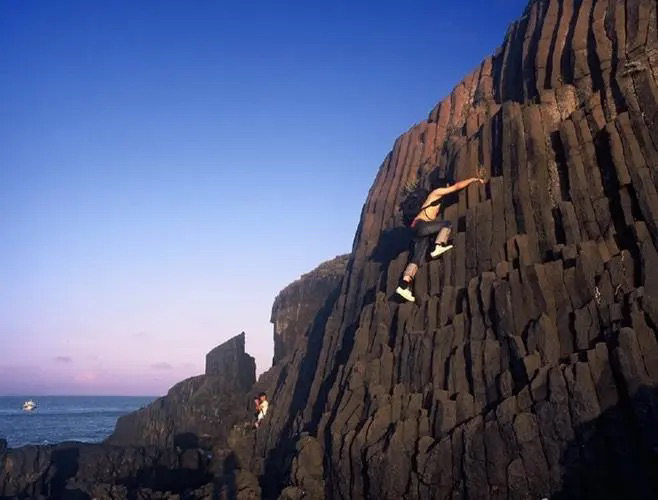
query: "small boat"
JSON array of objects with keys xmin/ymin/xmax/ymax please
[{"xmin": 22, "ymin": 400, "xmax": 37, "ymax": 411}]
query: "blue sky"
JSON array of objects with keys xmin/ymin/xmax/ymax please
[{"xmin": 0, "ymin": 0, "xmax": 528, "ymax": 395}]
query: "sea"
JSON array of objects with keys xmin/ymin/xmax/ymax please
[{"xmin": 0, "ymin": 396, "xmax": 156, "ymax": 448}]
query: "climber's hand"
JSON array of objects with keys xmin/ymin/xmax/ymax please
[{"xmin": 477, "ymin": 166, "xmax": 488, "ymax": 184}]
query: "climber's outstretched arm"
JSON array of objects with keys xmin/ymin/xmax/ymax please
[{"xmin": 431, "ymin": 177, "xmax": 484, "ymax": 197}]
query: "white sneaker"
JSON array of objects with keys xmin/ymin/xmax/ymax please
[
  {"xmin": 430, "ymin": 244, "xmax": 454, "ymax": 258},
  {"xmin": 396, "ymin": 286, "xmax": 416, "ymax": 302}
]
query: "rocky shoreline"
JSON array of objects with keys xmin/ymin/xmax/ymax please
[{"xmin": 0, "ymin": 256, "xmax": 348, "ymax": 499}]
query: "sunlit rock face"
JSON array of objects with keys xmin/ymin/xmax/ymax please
[{"xmin": 248, "ymin": 1, "xmax": 658, "ymax": 497}]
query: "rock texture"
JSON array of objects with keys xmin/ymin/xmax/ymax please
[
  {"xmin": 109, "ymin": 332, "xmax": 255, "ymax": 449},
  {"xmin": 0, "ymin": 442, "xmax": 215, "ymax": 499},
  {"xmin": 243, "ymin": 0, "xmax": 658, "ymax": 498},
  {"xmin": 271, "ymin": 255, "xmax": 349, "ymax": 364}
]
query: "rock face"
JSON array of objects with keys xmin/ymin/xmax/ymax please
[
  {"xmin": 271, "ymin": 255, "xmax": 349, "ymax": 364},
  {"xmin": 206, "ymin": 333, "xmax": 257, "ymax": 387},
  {"xmin": 109, "ymin": 332, "xmax": 255, "ymax": 449},
  {"xmin": 245, "ymin": 0, "xmax": 658, "ymax": 498}
]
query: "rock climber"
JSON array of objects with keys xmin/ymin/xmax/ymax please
[
  {"xmin": 253, "ymin": 392, "xmax": 269, "ymax": 428},
  {"xmin": 396, "ymin": 175, "xmax": 486, "ymax": 302}
]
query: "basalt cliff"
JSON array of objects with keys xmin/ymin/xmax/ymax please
[
  {"xmin": 250, "ymin": 0, "xmax": 658, "ymax": 497},
  {"xmin": 3, "ymin": 0, "xmax": 658, "ymax": 498}
]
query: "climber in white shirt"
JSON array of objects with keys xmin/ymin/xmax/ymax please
[{"xmin": 254, "ymin": 392, "xmax": 269, "ymax": 428}]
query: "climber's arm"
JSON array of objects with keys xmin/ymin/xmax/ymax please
[{"xmin": 432, "ymin": 177, "xmax": 484, "ymax": 196}]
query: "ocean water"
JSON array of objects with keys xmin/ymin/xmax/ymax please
[{"xmin": 0, "ymin": 396, "xmax": 156, "ymax": 448}]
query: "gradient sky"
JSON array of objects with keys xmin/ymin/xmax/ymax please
[{"xmin": 0, "ymin": 0, "xmax": 528, "ymax": 395}]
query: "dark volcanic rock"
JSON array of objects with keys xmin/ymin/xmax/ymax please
[
  {"xmin": 0, "ymin": 442, "xmax": 213, "ymax": 499},
  {"xmin": 241, "ymin": 0, "xmax": 658, "ymax": 498},
  {"xmin": 271, "ymin": 255, "xmax": 349, "ymax": 364},
  {"xmin": 108, "ymin": 332, "xmax": 255, "ymax": 449},
  {"xmin": 206, "ymin": 333, "xmax": 257, "ymax": 386}
]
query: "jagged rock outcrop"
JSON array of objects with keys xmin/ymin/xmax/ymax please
[
  {"xmin": 229, "ymin": 256, "xmax": 352, "ymax": 483},
  {"xmin": 0, "ymin": 337, "xmax": 257, "ymax": 499},
  {"xmin": 243, "ymin": 0, "xmax": 658, "ymax": 498},
  {"xmin": 109, "ymin": 333, "xmax": 255, "ymax": 449},
  {"xmin": 271, "ymin": 255, "xmax": 349, "ymax": 364},
  {"xmin": 206, "ymin": 333, "xmax": 257, "ymax": 383}
]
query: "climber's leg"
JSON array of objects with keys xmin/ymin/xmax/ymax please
[
  {"xmin": 399, "ymin": 262, "xmax": 418, "ymax": 284},
  {"xmin": 430, "ymin": 221, "xmax": 453, "ymax": 258},
  {"xmin": 435, "ymin": 223, "xmax": 451, "ymax": 245},
  {"xmin": 396, "ymin": 264, "xmax": 417, "ymax": 302},
  {"xmin": 396, "ymin": 235, "xmax": 429, "ymax": 302}
]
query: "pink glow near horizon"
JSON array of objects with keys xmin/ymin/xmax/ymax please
[{"xmin": 0, "ymin": 277, "xmax": 305, "ymax": 396}]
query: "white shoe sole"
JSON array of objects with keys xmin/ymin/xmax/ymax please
[
  {"xmin": 396, "ymin": 286, "xmax": 416, "ymax": 302},
  {"xmin": 430, "ymin": 244, "xmax": 454, "ymax": 258}
]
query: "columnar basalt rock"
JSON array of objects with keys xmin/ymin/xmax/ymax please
[{"xmin": 247, "ymin": 0, "xmax": 658, "ymax": 498}]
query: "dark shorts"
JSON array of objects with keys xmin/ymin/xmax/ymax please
[{"xmin": 410, "ymin": 219, "xmax": 452, "ymax": 266}]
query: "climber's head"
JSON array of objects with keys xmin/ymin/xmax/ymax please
[{"xmin": 258, "ymin": 392, "xmax": 267, "ymax": 402}]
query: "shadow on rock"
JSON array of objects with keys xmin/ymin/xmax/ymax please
[
  {"xmin": 554, "ymin": 385, "xmax": 658, "ymax": 499},
  {"xmin": 174, "ymin": 432, "xmax": 200, "ymax": 451},
  {"xmin": 371, "ymin": 226, "xmax": 413, "ymax": 264},
  {"xmin": 48, "ymin": 446, "xmax": 80, "ymax": 498}
]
